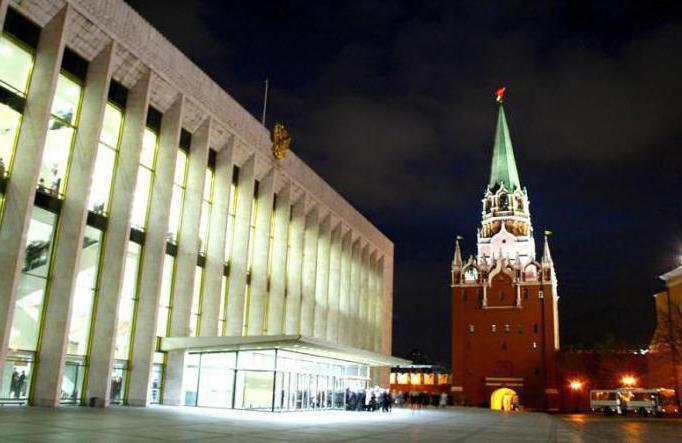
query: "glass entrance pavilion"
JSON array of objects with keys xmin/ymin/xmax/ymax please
[{"xmin": 162, "ymin": 335, "xmax": 409, "ymax": 412}]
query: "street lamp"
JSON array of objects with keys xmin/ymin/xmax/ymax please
[
  {"xmin": 569, "ymin": 380, "xmax": 583, "ymax": 391},
  {"xmin": 621, "ymin": 375, "xmax": 636, "ymax": 387}
]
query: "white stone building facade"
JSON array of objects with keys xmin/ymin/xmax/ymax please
[{"xmin": 0, "ymin": 0, "xmax": 398, "ymax": 410}]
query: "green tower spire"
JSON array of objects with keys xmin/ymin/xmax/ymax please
[{"xmin": 488, "ymin": 104, "xmax": 521, "ymax": 190}]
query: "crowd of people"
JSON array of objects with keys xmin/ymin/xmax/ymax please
[
  {"xmin": 344, "ymin": 388, "xmax": 451, "ymax": 411},
  {"xmin": 8, "ymin": 368, "xmax": 27, "ymax": 399},
  {"xmin": 394, "ymin": 391, "xmax": 450, "ymax": 408},
  {"xmin": 345, "ymin": 387, "xmax": 394, "ymax": 412}
]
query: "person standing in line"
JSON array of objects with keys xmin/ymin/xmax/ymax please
[
  {"xmin": 9, "ymin": 369, "xmax": 19, "ymax": 399},
  {"xmin": 18, "ymin": 370, "xmax": 27, "ymax": 398},
  {"xmin": 439, "ymin": 392, "xmax": 448, "ymax": 408}
]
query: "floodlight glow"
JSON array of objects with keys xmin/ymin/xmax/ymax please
[
  {"xmin": 621, "ymin": 375, "xmax": 636, "ymax": 387},
  {"xmin": 569, "ymin": 380, "xmax": 583, "ymax": 391}
]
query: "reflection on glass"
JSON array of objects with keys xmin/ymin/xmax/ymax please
[
  {"xmin": 218, "ymin": 275, "xmax": 227, "ymax": 335},
  {"xmin": 156, "ymin": 254, "xmax": 175, "ymax": 337},
  {"xmin": 235, "ymin": 370, "xmax": 274, "ymax": 410},
  {"xmin": 198, "ymin": 200, "xmax": 210, "ymax": 253},
  {"xmin": 67, "ymin": 226, "xmax": 103, "ymax": 356},
  {"xmin": 167, "ymin": 149, "xmax": 187, "ymax": 243},
  {"xmin": 0, "ymin": 35, "xmax": 34, "ymax": 95},
  {"xmin": 110, "ymin": 364, "xmax": 127, "ymax": 404},
  {"xmin": 114, "ymin": 242, "xmax": 141, "ymax": 360},
  {"xmin": 224, "ymin": 181, "xmax": 238, "ymax": 262},
  {"xmin": 0, "ymin": 104, "xmax": 21, "ymax": 178},
  {"xmin": 9, "ymin": 207, "xmax": 57, "ymax": 352},
  {"xmin": 1, "ymin": 357, "xmax": 32, "ymax": 401},
  {"xmin": 88, "ymin": 104, "xmax": 123, "ymax": 214},
  {"xmin": 130, "ymin": 167, "xmax": 152, "ymax": 230},
  {"xmin": 189, "ymin": 266, "xmax": 203, "ymax": 337},
  {"xmin": 49, "ymin": 74, "xmax": 80, "ymax": 125},
  {"xmin": 39, "ymin": 120, "xmax": 73, "ymax": 196},
  {"xmin": 61, "ymin": 360, "xmax": 85, "ymax": 404},
  {"xmin": 130, "ymin": 128, "xmax": 158, "ymax": 230}
]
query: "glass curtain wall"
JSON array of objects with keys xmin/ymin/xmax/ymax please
[
  {"xmin": 87, "ymin": 103, "xmax": 123, "ymax": 214},
  {"xmin": 110, "ymin": 241, "xmax": 141, "ymax": 404},
  {"xmin": 129, "ymin": 127, "xmax": 159, "ymax": 230},
  {"xmin": 262, "ymin": 195, "xmax": 277, "ymax": 333},
  {"xmin": 0, "ymin": 34, "xmax": 33, "ymax": 219},
  {"xmin": 198, "ymin": 163, "xmax": 214, "ymax": 255},
  {"xmin": 242, "ymin": 182, "xmax": 259, "ymax": 335},
  {"xmin": 38, "ymin": 73, "xmax": 82, "ymax": 197},
  {"xmin": 189, "ymin": 266, "xmax": 203, "ymax": 337},
  {"xmin": 182, "ymin": 349, "xmax": 370, "ymax": 412},
  {"xmin": 167, "ymin": 144, "xmax": 188, "ymax": 244},
  {"xmin": 62, "ymin": 225, "xmax": 104, "ymax": 404},
  {"xmin": 219, "ymin": 167, "xmax": 239, "ymax": 335},
  {"xmin": 3, "ymin": 207, "xmax": 58, "ymax": 403}
]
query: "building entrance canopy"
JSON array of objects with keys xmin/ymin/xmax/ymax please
[{"xmin": 161, "ymin": 335, "xmax": 409, "ymax": 368}]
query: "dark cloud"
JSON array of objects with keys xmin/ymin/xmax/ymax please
[{"xmin": 128, "ymin": 0, "xmax": 682, "ymax": 365}]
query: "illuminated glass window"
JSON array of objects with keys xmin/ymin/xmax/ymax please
[
  {"xmin": 189, "ymin": 266, "xmax": 203, "ymax": 337},
  {"xmin": 8, "ymin": 207, "xmax": 57, "ymax": 353},
  {"xmin": 114, "ymin": 242, "xmax": 141, "ymax": 360},
  {"xmin": 198, "ymin": 167, "xmax": 214, "ymax": 254},
  {"xmin": 88, "ymin": 104, "xmax": 123, "ymax": 214},
  {"xmin": 167, "ymin": 148, "xmax": 188, "ymax": 243},
  {"xmin": 242, "ymin": 182, "xmax": 259, "ymax": 335},
  {"xmin": 468, "ymin": 324, "xmax": 475, "ymax": 333},
  {"xmin": 38, "ymin": 74, "xmax": 82, "ymax": 197},
  {"xmin": 0, "ymin": 35, "xmax": 32, "ymax": 179},
  {"xmin": 532, "ymin": 341, "xmax": 538, "ymax": 350},
  {"xmin": 218, "ymin": 274, "xmax": 228, "ymax": 335},
  {"xmin": 67, "ymin": 225, "xmax": 103, "ymax": 356},
  {"xmin": 424, "ymin": 373, "xmax": 435, "ymax": 385},
  {"xmin": 130, "ymin": 128, "xmax": 158, "ymax": 230},
  {"xmin": 156, "ymin": 254, "xmax": 175, "ymax": 338},
  {"xmin": 0, "ymin": 35, "xmax": 33, "ymax": 95},
  {"xmin": 223, "ymin": 167, "xmax": 239, "ymax": 263},
  {"xmin": 491, "ymin": 324, "xmax": 497, "ymax": 333},
  {"xmin": 504, "ymin": 323, "xmax": 511, "ymax": 333},
  {"xmin": 389, "ymin": 372, "xmax": 396, "ymax": 384}
]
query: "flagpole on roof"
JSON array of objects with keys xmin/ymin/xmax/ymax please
[{"xmin": 261, "ymin": 77, "xmax": 269, "ymax": 125}]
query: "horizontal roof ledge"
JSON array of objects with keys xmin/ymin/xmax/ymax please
[{"xmin": 160, "ymin": 334, "xmax": 410, "ymax": 367}]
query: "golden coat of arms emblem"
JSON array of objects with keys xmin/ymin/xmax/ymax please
[{"xmin": 272, "ymin": 123, "xmax": 291, "ymax": 159}]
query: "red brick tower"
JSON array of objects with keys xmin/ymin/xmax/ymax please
[{"xmin": 450, "ymin": 91, "xmax": 560, "ymax": 410}]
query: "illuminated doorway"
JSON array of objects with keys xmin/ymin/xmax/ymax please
[{"xmin": 490, "ymin": 387, "xmax": 518, "ymax": 411}]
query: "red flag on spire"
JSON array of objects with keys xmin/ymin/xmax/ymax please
[{"xmin": 495, "ymin": 86, "xmax": 506, "ymax": 103}]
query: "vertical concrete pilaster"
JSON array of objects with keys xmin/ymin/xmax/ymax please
[
  {"xmin": 313, "ymin": 216, "xmax": 331, "ymax": 338},
  {"xmin": 126, "ymin": 96, "xmax": 184, "ymax": 407},
  {"xmin": 366, "ymin": 251, "xmax": 377, "ymax": 351},
  {"xmin": 32, "ymin": 43, "xmax": 115, "ymax": 407},
  {"xmin": 325, "ymin": 224, "xmax": 342, "ymax": 342},
  {"xmin": 0, "ymin": 0, "xmax": 9, "ymax": 30},
  {"xmin": 85, "ymin": 72, "xmax": 152, "ymax": 405},
  {"xmin": 0, "ymin": 6, "xmax": 69, "ymax": 384},
  {"xmin": 358, "ymin": 245, "xmax": 370, "ymax": 349},
  {"xmin": 381, "ymin": 255, "xmax": 393, "ymax": 357},
  {"xmin": 338, "ymin": 230, "xmax": 352, "ymax": 346},
  {"xmin": 198, "ymin": 140, "xmax": 234, "ymax": 337},
  {"xmin": 299, "ymin": 207, "xmax": 319, "ymax": 336},
  {"xmin": 164, "ymin": 118, "xmax": 210, "ymax": 406},
  {"xmin": 265, "ymin": 184, "xmax": 290, "ymax": 335},
  {"xmin": 283, "ymin": 196, "xmax": 305, "ymax": 334},
  {"xmin": 247, "ymin": 169, "xmax": 275, "ymax": 335},
  {"xmin": 348, "ymin": 239, "xmax": 361, "ymax": 346},
  {"xmin": 224, "ymin": 156, "xmax": 255, "ymax": 336}
]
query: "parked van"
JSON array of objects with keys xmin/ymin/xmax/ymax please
[{"xmin": 589, "ymin": 390, "xmax": 621, "ymax": 414}]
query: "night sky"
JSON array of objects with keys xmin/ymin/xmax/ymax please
[{"xmin": 128, "ymin": 0, "xmax": 682, "ymax": 366}]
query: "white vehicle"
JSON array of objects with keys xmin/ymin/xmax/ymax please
[
  {"xmin": 621, "ymin": 388, "xmax": 679, "ymax": 416},
  {"xmin": 589, "ymin": 390, "xmax": 621, "ymax": 414},
  {"xmin": 620, "ymin": 389, "xmax": 658, "ymax": 415}
]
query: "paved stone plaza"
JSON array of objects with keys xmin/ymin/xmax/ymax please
[{"xmin": 0, "ymin": 406, "xmax": 679, "ymax": 442}]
